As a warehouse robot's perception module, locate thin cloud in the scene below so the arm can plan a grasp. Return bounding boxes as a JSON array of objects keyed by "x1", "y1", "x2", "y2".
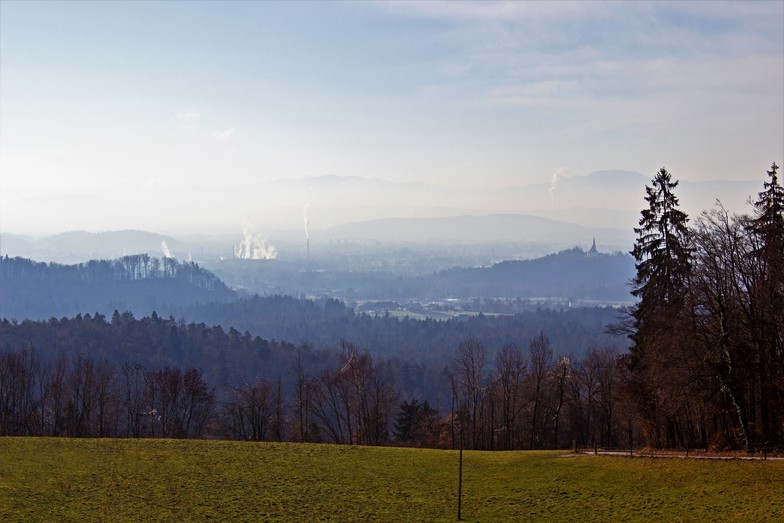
[
  {"x1": 211, "y1": 127, "x2": 236, "y2": 142},
  {"x1": 381, "y1": 1, "x2": 782, "y2": 95},
  {"x1": 382, "y1": 1, "x2": 603, "y2": 23},
  {"x1": 176, "y1": 110, "x2": 236, "y2": 143},
  {"x1": 176, "y1": 110, "x2": 201, "y2": 124},
  {"x1": 401, "y1": 0, "x2": 782, "y2": 154}
]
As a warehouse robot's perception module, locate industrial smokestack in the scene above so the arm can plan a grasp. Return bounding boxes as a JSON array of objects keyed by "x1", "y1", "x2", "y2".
[{"x1": 303, "y1": 204, "x2": 311, "y2": 263}]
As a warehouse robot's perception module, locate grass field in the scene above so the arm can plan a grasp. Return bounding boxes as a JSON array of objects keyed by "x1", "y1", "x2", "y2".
[{"x1": 1, "y1": 438, "x2": 782, "y2": 522}]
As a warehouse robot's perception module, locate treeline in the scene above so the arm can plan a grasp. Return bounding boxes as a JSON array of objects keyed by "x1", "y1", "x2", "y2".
[
  {"x1": 445, "y1": 334, "x2": 633, "y2": 451},
  {"x1": 0, "y1": 349, "x2": 214, "y2": 439},
  {"x1": 625, "y1": 163, "x2": 783, "y2": 452},
  {"x1": 0, "y1": 255, "x2": 237, "y2": 320},
  {"x1": 0, "y1": 304, "x2": 622, "y2": 382},
  {"x1": 0, "y1": 312, "x2": 314, "y2": 391},
  {"x1": 181, "y1": 295, "x2": 623, "y2": 363},
  {"x1": 0, "y1": 307, "x2": 628, "y2": 442},
  {"x1": 0, "y1": 332, "x2": 631, "y2": 450}
]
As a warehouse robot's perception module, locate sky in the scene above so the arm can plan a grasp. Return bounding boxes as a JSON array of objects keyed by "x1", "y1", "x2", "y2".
[{"x1": 1, "y1": 0, "x2": 783, "y2": 235}]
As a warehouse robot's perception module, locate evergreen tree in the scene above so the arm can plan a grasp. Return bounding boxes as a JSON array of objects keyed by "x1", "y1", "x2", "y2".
[
  {"x1": 750, "y1": 162, "x2": 784, "y2": 236},
  {"x1": 629, "y1": 167, "x2": 692, "y2": 447},
  {"x1": 393, "y1": 399, "x2": 440, "y2": 447},
  {"x1": 745, "y1": 162, "x2": 784, "y2": 447},
  {"x1": 631, "y1": 168, "x2": 692, "y2": 309},
  {"x1": 393, "y1": 399, "x2": 423, "y2": 443},
  {"x1": 748, "y1": 162, "x2": 784, "y2": 300}
]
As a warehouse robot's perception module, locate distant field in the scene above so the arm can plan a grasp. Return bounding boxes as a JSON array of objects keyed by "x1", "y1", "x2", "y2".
[{"x1": 1, "y1": 438, "x2": 782, "y2": 522}]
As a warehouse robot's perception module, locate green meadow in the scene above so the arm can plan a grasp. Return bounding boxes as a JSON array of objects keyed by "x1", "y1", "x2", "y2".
[{"x1": 0, "y1": 438, "x2": 781, "y2": 522}]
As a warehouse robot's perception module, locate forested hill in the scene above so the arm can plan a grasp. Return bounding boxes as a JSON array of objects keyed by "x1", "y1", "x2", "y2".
[
  {"x1": 0, "y1": 307, "x2": 628, "y2": 446},
  {"x1": 428, "y1": 247, "x2": 634, "y2": 301},
  {"x1": 181, "y1": 295, "x2": 626, "y2": 363},
  {"x1": 0, "y1": 312, "x2": 308, "y2": 390},
  {"x1": 0, "y1": 255, "x2": 237, "y2": 320},
  {"x1": 0, "y1": 304, "x2": 627, "y2": 416}
]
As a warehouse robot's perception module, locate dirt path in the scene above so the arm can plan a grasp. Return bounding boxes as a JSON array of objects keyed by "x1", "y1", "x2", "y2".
[{"x1": 569, "y1": 450, "x2": 784, "y2": 461}]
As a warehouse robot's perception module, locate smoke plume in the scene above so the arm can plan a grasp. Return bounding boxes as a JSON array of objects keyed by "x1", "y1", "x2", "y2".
[
  {"x1": 549, "y1": 167, "x2": 567, "y2": 202},
  {"x1": 234, "y1": 227, "x2": 277, "y2": 260},
  {"x1": 303, "y1": 204, "x2": 310, "y2": 240},
  {"x1": 161, "y1": 241, "x2": 174, "y2": 259}
]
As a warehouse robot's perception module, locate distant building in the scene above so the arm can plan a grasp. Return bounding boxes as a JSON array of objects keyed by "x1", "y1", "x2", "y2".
[{"x1": 588, "y1": 237, "x2": 598, "y2": 256}]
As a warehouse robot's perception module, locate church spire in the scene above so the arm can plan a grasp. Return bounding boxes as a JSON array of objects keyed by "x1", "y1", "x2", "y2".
[{"x1": 588, "y1": 237, "x2": 598, "y2": 255}]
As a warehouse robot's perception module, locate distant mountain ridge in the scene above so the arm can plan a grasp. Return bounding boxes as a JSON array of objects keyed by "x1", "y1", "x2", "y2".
[
  {"x1": 322, "y1": 213, "x2": 633, "y2": 245},
  {"x1": 0, "y1": 230, "x2": 187, "y2": 264},
  {"x1": 2, "y1": 169, "x2": 764, "y2": 237},
  {"x1": 2, "y1": 213, "x2": 633, "y2": 263}
]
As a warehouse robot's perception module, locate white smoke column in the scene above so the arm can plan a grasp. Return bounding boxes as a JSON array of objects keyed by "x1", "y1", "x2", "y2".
[
  {"x1": 253, "y1": 236, "x2": 277, "y2": 259},
  {"x1": 549, "y1": 167, "x2": 567, "y2": 203},
  {"x1": 303, "y1": 203, "x2": 311, "y2": 261},
  {"x1": 161, "y1": 241, "x2": 174, "y2": 259},
  {"x1": 235, "y1": 227, "x2": 277, "y2": 260},
  {"x1": 236, "y1": 228, "x2": 253, "y2": 259},
  {"x1": 303, "y1": 204, "x2": 310, "y2": 241}
]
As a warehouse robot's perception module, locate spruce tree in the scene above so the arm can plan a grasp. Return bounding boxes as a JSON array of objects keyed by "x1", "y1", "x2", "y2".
[
  {"x1": 631, "y1": 168, "x2": 691, "y2": 309},
  {"x1": 629, "y1": 167, "x2": 692, "y2": 447},
  {"x1": 745, "y1": 162, "x2": 783, "y2": 447},
  {"x1": 750, "y1": 163, "x2": 784, "y2": 229},
  {"x1": 748, "y1": 162, "x2": 783, "y2": 282}
]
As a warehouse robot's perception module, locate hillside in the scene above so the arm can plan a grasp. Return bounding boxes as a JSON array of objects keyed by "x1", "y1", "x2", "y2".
[
  {"x1": 429, "y1": 247, "x2": 634, "y2": 301},
  {"x1": 0, "y1": 255, "x2": 236, "y2": 320}
]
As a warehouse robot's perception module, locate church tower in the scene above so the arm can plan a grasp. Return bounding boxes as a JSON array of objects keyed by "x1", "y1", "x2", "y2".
[{"x1": 588, "y1": 237, "x2": 598, "y2": 256}]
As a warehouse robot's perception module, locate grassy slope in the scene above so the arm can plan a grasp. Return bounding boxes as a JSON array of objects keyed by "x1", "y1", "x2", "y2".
[{"x1": 1, "y1": 438, "x2": 782, "y2": 522}]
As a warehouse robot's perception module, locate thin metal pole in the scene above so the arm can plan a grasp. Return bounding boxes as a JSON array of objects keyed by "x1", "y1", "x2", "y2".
[{"x1": 458, "y1": 425, "x2": 463, "y2": 520}]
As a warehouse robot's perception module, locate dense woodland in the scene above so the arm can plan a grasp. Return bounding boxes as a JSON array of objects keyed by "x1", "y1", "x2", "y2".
[
  {"x1": 0, "y1": 315, "x2": 631, "y2": 449},
  {"x1": 180, "y1": 295, "x2": 622, "y2": 363},
  {"x1": 0, "y1": 164, "x2": 780, "y2": 451},
  {"x1": 0, "y1": 303, "x2": 627, "y2": 447},
  {"x1": 621, "y1": 163, "x2": 783, "y2": 452}
]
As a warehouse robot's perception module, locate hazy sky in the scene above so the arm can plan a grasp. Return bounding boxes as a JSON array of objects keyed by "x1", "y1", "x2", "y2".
[{"x1": 1, "y1": 1, "x2": 782, "y2": 235}]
